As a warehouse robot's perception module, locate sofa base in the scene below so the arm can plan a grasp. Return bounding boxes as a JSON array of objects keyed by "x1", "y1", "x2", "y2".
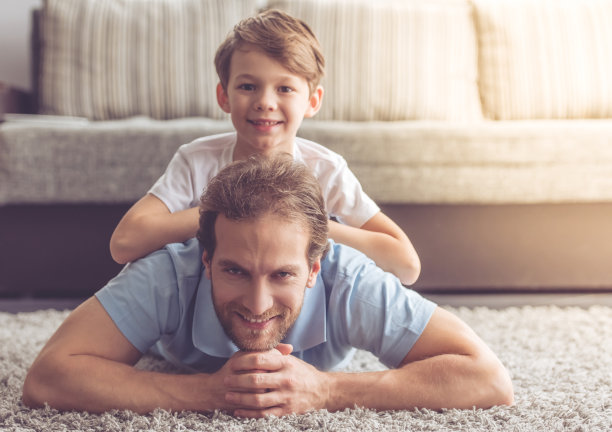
[
  {"x1": 1, "y1": 203, "x2": 611, "y2": 298},
  {"x1": 0, "y1": 204, "x2": 127, "y2": 298},
  {"x1": 381, "y1": 202, "x2": 612, "y2": 292}
]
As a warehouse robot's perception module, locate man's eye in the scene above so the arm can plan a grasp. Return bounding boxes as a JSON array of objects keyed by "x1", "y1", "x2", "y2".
[
  {"x1": 238, "y1": 84, "x2": 255, "y2": 91},
  {"x1": 225, "y1": 267, "x2": 244, "y2": 276},
  {"x1": 276, "y1": 271, "x2": 293, "y2": 279}
]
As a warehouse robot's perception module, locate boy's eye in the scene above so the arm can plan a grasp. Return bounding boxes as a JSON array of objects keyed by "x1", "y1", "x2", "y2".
[
  {"x1": 238, "y1": 84, "x2": 256, "y2": 91},
  {"x1": 278, "y1": 86, "x2": 294, "y2": 93}
]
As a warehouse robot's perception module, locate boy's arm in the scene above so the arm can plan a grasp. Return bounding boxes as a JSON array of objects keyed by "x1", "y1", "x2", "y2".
[
  {"x1": 327, "y1": 211, "x2": 421, "y2": 285},
  {"x1": 110, "y1": 194, "x2": 199, "y2": 264},
  {"x1": 222, "y1": 308, "x2": 514, "y2": 418},
  {"x1": 22, "y1": 297, "x2": 237, "y2": 414}
]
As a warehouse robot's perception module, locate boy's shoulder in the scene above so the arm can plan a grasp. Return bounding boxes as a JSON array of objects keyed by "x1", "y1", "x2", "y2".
[
  {"x1": 295, "y1": 136, "x2": 347, "y2": 167},
  {"x1": 177, "y1": 132, "x2": 236, "y2": 156}
]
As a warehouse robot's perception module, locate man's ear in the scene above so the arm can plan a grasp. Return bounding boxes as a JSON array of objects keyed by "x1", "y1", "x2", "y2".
[
  {"x1": 306, "y1": 259, "x2": 321, "y2": 288},
  {"x1": 202, "y1": 251, "x2": 212, "y2": 279},
  {"x1": 304, "y1": 85, "x2": 324, "y2": 118},
  {"x1": 216, "y1": 82, "x2": 231, "y2": 114}
]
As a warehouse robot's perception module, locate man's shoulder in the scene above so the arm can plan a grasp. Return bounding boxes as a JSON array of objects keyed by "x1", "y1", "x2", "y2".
[
  {"x1": 160, "y1": 239, "x2": 206, "y2": 278},
  {"x1": 319, "y1": 241, "x2": 379, "y2": 285},
  {"x1": 134, "y1": 238, "x2": 204, "y2": 283}
]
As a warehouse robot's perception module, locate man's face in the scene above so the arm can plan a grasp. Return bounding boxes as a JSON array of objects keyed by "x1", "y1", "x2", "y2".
[
  {"x1": 216, "y1": 44, "x2": 323, "y2": 160},
  {"x1": 204, "y1": 213, "x2": 320, "y2": 352}
]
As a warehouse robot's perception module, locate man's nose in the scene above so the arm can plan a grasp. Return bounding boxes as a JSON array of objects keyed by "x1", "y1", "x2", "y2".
[
  {"x1": 243, "y1": 278, "x2": 274, "y2": 315},
  {"x1": 254, "y1": 88, "x2": 277, "y2": 111}
]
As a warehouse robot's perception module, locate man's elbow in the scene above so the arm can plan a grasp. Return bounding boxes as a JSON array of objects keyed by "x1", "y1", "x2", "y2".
[
  {"x1": 481, "y1": 357, "x2": 514, "y2": 408},
  {"x1": 22, "y1": 365, "x2": 49, "y2": 408}
]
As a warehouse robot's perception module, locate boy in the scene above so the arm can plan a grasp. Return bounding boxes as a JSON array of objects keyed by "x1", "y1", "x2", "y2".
[{"x1": 110, "y1": 9, "x2": 420, "y2": 285}]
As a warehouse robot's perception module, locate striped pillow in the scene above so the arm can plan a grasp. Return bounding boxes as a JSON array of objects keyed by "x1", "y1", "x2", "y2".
[
  {"x1": 39, "y1": 0, "x2": 256, "y2": 120},
  {"x1": 269, "y1": 0, "x2": 483, "y2": 122},
  {"x1": 474, "y1": 0, "x2": 612, "y2": 120}
]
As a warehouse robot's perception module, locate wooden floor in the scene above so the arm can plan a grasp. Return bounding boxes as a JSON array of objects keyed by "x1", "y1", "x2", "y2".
[{"x1": 2, "y1": 292, "x2": 612, "y2": 313}]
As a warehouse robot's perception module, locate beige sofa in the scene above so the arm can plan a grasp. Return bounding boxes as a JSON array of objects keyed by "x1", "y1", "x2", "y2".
[{"x1": 1, "y1": 0, "x2": 612, "y2": 297}]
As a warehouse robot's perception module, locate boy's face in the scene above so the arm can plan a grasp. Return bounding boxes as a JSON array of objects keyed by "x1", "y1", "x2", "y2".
[
  {"x1": 217, "y1": 45, "x2": 323, "y2": 160},
  {"x1": 203, "y1": 213, "x2": 320, "y2": 352}
]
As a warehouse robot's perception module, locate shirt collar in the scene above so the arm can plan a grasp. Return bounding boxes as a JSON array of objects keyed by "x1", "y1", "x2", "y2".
[{"x1": 192, "y1": 271, "x2": 327, "y2": 358}]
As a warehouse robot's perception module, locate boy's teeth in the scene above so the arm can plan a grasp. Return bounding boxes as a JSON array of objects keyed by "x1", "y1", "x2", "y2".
[{"x1": 252, "y1": 120, "x2": 278, "y2": 126}]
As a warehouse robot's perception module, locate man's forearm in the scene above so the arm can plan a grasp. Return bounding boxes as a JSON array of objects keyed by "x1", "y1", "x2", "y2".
[
  {"x1": 23, "y1": 355, "x2": 220, "y2": 414},
  {"x1": 324, "y1": 352, "x2": 514, "y2": 412}
]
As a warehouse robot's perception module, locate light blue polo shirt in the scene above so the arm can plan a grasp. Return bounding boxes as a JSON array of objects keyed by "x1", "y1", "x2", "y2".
[{"x1": 95, "y1": 239, "x2": 436, "y2": 373}]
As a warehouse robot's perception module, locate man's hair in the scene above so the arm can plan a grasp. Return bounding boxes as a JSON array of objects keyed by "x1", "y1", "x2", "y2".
[
  {"x1": 214, "y1": 9, "x2": 325, "y2": 94},
  {"x1": 197, "y1": 154, "x2": 329, "y2": 267}
]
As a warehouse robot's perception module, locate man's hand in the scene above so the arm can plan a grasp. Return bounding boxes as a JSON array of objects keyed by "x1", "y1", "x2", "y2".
[{"x1": 222, "y1": 343, "x2": 329, "y2": 418}]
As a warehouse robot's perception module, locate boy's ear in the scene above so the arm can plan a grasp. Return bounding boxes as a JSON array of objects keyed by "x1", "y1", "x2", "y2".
[
  {"x1": 202, "y1": 251, "x2": 212, "y2": 279},
  {"x1": 216, "y1": 82, "x2": 231, "y2": 114},
  {"x1": 304, "y1": 85, "x2": 324, "y2": 118}
]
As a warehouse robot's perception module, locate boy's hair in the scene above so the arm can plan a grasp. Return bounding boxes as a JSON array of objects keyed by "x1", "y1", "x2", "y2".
[
  {"x1": 214, "y1": 9, "x2": 325, "y2": 94},
  {"x1": 197, "y1": 154, "x2": 330, "y2": 267}
]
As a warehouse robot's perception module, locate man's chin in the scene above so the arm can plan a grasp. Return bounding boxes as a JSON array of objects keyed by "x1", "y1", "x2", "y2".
[{"x1": 234, "y1": 336, "x2": 282, "y2": 352}]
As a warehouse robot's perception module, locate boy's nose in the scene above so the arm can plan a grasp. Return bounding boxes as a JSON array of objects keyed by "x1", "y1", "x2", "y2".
[{"x1": 255, "y1": 90, "x2": 277, "y2": 111}]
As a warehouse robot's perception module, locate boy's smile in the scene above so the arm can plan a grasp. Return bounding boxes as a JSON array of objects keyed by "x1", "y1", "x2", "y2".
[{"x1": 216, "y1": 45, "x2": 323, "y2": 160}]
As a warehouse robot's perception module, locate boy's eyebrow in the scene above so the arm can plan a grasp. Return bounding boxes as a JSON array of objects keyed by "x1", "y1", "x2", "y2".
[{"x1": 234, "y1": 73, "x2": 301, "y2": 83}]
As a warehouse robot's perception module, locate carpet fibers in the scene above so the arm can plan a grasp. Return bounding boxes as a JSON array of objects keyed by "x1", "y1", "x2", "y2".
[{"x1": 1, "y1": 306, "x2": 611, "y2": 431}]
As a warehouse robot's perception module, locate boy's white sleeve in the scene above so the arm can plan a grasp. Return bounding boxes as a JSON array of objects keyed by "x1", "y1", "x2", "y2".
[
  {"x1": 322, "y1": 158, "x2": 380, "y2": 228},
  {"x1": 148, "y1": 149, "x2": 197, "y2": 213}
]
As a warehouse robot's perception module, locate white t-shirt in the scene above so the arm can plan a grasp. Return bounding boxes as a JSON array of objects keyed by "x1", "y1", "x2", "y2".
[{"x1": 148, "y1": 132, "x2": 380, "y2": 227}]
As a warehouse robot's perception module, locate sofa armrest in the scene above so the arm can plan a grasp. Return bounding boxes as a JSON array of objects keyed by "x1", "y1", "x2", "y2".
[{"x1": 0, "y1": 83, "x2": 35, "y2": 120}]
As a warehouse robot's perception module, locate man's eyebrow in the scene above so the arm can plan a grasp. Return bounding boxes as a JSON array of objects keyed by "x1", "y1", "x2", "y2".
[
  {"x1": 216, "y1": 259, "x2": 243, "y2": 268},
  {"x1": 276, "y1": 265, "x2": 301, "y2": 274}
]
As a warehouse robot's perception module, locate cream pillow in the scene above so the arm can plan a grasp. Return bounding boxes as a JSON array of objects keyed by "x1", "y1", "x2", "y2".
[
  {"x1": 474, "y1": 0, "x2": 612, "y2": 120},
  {"x1": 269, "y1": 0, "x2": 483, "y2": 122},
  {"x1": 39, "y1": 0, "x2": 256, "y2": 120}
]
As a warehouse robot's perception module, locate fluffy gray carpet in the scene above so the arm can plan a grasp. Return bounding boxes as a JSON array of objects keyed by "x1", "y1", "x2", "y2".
[{"x1": 1, "y1": 306, "x2": 611, "y2": 431}]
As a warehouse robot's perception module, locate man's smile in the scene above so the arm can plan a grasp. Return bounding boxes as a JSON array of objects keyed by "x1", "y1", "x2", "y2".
[{"x1": 234, "y1": 311, "x2": 279, "y2": 330}]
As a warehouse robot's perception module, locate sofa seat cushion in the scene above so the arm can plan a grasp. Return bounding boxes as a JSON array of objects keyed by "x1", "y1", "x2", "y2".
[
  {"x1": 298, "y1": 119, "x2": 612, "y2": 203},
  {"x1": 0, "y1": 117, "x2": 233, "y2": 205},
  {"x1": 3, "y1": 117, "x2": 612, "y2": 206}
]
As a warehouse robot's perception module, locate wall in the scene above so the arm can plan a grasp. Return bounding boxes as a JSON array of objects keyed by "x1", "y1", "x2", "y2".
[{"x1": 0, "y1": 0, "x2": 43, "y2": 91}]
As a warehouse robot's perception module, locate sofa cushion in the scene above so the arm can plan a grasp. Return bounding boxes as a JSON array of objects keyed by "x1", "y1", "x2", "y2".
[
  {"x1": 298, "y1": 119, "x2": 612, "y2": 203},
  {"x1": 269, "y1": 0, "x2": 482, "y2": 122},
  {"x1": 0, "y1": 117, "x2": 233, "y2": 204},
  {"x1": 4, "y1": 117, "x2": 612, "y2": 205},
  {"x1": 38, "y1": 0, "x2": 256, "y2": 120},
  {"x1": 474, "y1": 0, "x2": 612, "y2": 120}
]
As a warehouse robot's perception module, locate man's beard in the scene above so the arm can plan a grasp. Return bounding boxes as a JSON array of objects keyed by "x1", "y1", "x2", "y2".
[{"x1": 212, "y1": 282, "x2": 304, "y2": 352}]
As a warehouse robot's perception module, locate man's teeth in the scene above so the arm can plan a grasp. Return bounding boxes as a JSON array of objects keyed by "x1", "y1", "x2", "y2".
[{"x1": 243, "y1": 315, "x2": 268, "y2": 323}]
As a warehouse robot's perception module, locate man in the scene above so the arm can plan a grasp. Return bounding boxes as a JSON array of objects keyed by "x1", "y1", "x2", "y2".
[{"x1": 23, "y1": 155, "x2": 514, "y2": 418}]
